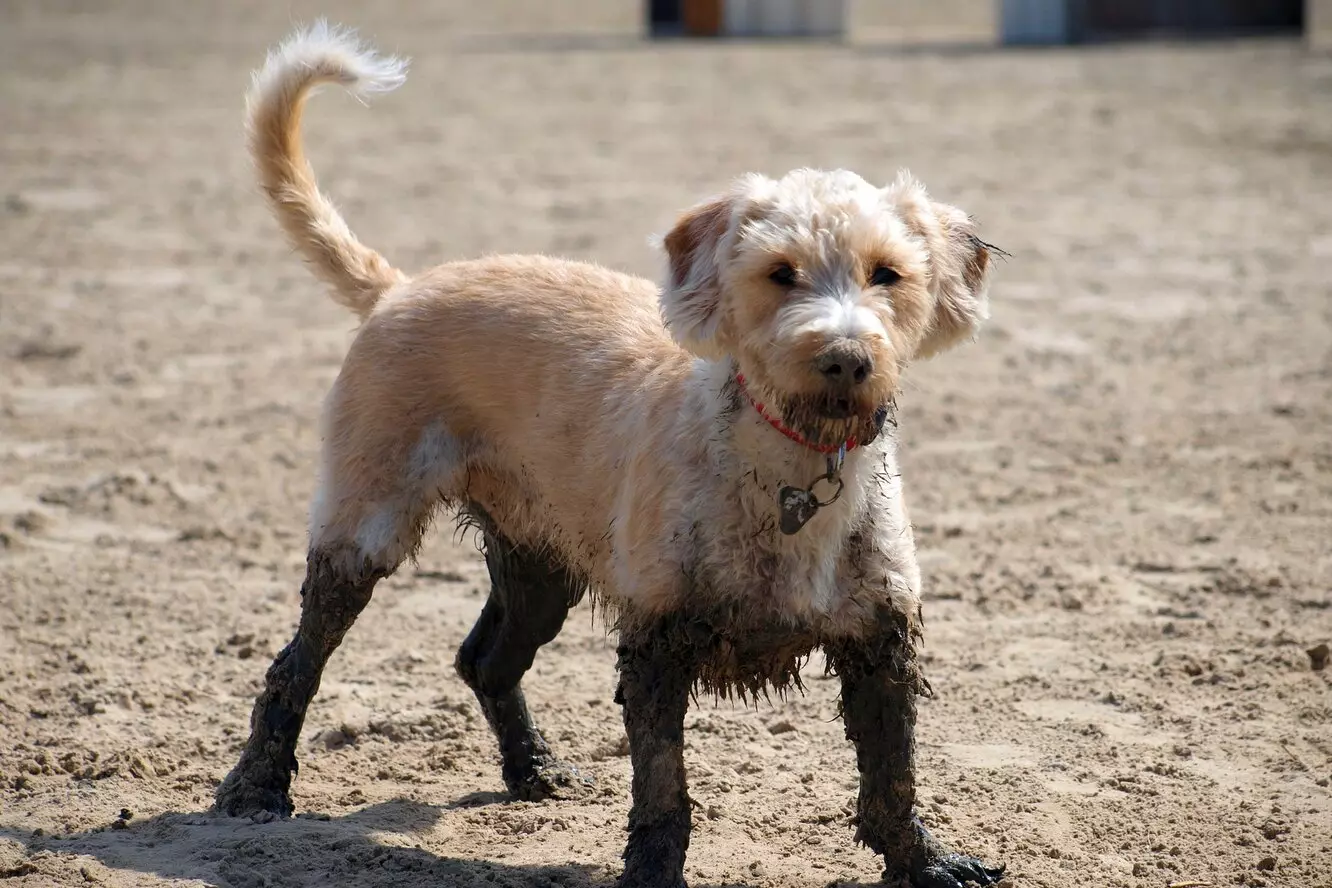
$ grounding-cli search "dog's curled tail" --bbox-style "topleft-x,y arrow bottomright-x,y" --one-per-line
246,21 -> 408,319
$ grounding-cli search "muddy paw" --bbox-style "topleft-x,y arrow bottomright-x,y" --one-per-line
214,767 -> 294,819
882,818 -> 1004,888
505,756 -> 594,802
619,867 -> 687,888
909,852 -> 1004,888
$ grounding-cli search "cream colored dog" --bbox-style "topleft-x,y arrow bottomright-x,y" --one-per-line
216,22 -> 1003,888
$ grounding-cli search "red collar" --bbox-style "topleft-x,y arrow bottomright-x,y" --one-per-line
735,373 -> 858,455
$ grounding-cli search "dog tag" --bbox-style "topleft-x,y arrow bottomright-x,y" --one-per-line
778,485 -> 819,535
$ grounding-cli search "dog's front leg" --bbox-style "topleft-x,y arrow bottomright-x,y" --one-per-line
615,615 -> 701,888
828,611 -> 1004,888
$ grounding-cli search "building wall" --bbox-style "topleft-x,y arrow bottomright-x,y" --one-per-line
1312,0 -> 1332,49
649,1 -> 1305,43
850,0 -> 997,43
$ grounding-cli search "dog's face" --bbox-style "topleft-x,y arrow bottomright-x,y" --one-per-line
661,169 -> 993,447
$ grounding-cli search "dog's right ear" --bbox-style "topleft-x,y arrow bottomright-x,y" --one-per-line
660,195 -> 735,359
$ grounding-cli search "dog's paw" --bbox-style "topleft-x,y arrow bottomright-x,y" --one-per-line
505,756 -> 594,802
619,869 -> 688,888
214,767 -> 295,820
908,852 -> 1004,888
880,819 -> 1004,888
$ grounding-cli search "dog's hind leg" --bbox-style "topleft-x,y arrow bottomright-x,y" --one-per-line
827,607 -> 1004,888
216,378 -> 458,818
455,509 -> 592,801
215,546 -> 385,818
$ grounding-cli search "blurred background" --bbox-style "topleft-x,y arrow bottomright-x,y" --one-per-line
2,2 -> 1330,887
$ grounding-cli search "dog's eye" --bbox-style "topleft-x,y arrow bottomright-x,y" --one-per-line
870,266 -> 901,288
768,264 -> 797,288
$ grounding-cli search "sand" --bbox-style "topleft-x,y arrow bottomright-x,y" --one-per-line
2,2 -> 1330,886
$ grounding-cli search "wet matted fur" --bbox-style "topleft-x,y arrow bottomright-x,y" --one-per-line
216,21 -> 1004,888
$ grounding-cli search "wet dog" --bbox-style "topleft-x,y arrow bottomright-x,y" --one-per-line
216,22 -> 1003,888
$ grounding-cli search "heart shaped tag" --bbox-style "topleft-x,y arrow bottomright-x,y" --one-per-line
778,485 -> 820,535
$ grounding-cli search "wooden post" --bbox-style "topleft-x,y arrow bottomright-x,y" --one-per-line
683,0 -> 724,36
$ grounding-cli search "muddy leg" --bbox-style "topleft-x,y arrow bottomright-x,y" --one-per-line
616,615 -> 701,888
827,610 -> 1004,888
455,518 -> 590,801
216,549 -> 383,818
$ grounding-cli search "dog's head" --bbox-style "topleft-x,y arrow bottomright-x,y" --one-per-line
661,169 -> 993,447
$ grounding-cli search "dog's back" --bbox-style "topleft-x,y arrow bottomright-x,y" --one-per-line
247,23 -> 711,583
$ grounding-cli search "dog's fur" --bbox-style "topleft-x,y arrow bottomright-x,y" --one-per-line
217,22 -> 1003,888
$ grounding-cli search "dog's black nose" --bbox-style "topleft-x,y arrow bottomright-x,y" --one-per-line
816,343 -> 873,385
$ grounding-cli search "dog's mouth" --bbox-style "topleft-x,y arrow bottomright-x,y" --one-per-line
780,394 -> 895,447
821,397 -> 856,421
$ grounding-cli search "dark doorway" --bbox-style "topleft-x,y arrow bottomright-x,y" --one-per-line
649,0 -> 683,35
1080,0 -> 1303,38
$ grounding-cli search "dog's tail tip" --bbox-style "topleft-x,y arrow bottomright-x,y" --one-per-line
250,20 -> 409,106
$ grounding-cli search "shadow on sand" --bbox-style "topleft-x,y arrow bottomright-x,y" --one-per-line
2,799 -> 604,888
0,796 -> 823,888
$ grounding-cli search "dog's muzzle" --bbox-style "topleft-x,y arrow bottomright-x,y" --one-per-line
814,340 -> 873,389
812,340 -> 880,421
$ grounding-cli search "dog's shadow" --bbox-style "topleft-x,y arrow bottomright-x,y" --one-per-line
1,800 -> 598,888
0,797 -> 784,888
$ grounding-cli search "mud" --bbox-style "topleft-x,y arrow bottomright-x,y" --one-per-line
617,615 -> 701,888
456,510 -> 590,801
828,609 -> 1000,886
214,548 -> 384,818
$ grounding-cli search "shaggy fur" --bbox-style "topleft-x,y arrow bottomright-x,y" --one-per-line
217,22 -> 1003,888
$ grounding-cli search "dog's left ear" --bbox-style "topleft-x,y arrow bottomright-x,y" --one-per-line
891,175 -> 994,359
659,194 -> 736,359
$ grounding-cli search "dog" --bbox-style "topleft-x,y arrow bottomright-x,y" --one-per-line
216,22 -> 1003,888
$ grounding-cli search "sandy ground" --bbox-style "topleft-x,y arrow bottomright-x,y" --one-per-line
2,2 -> 1331,886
